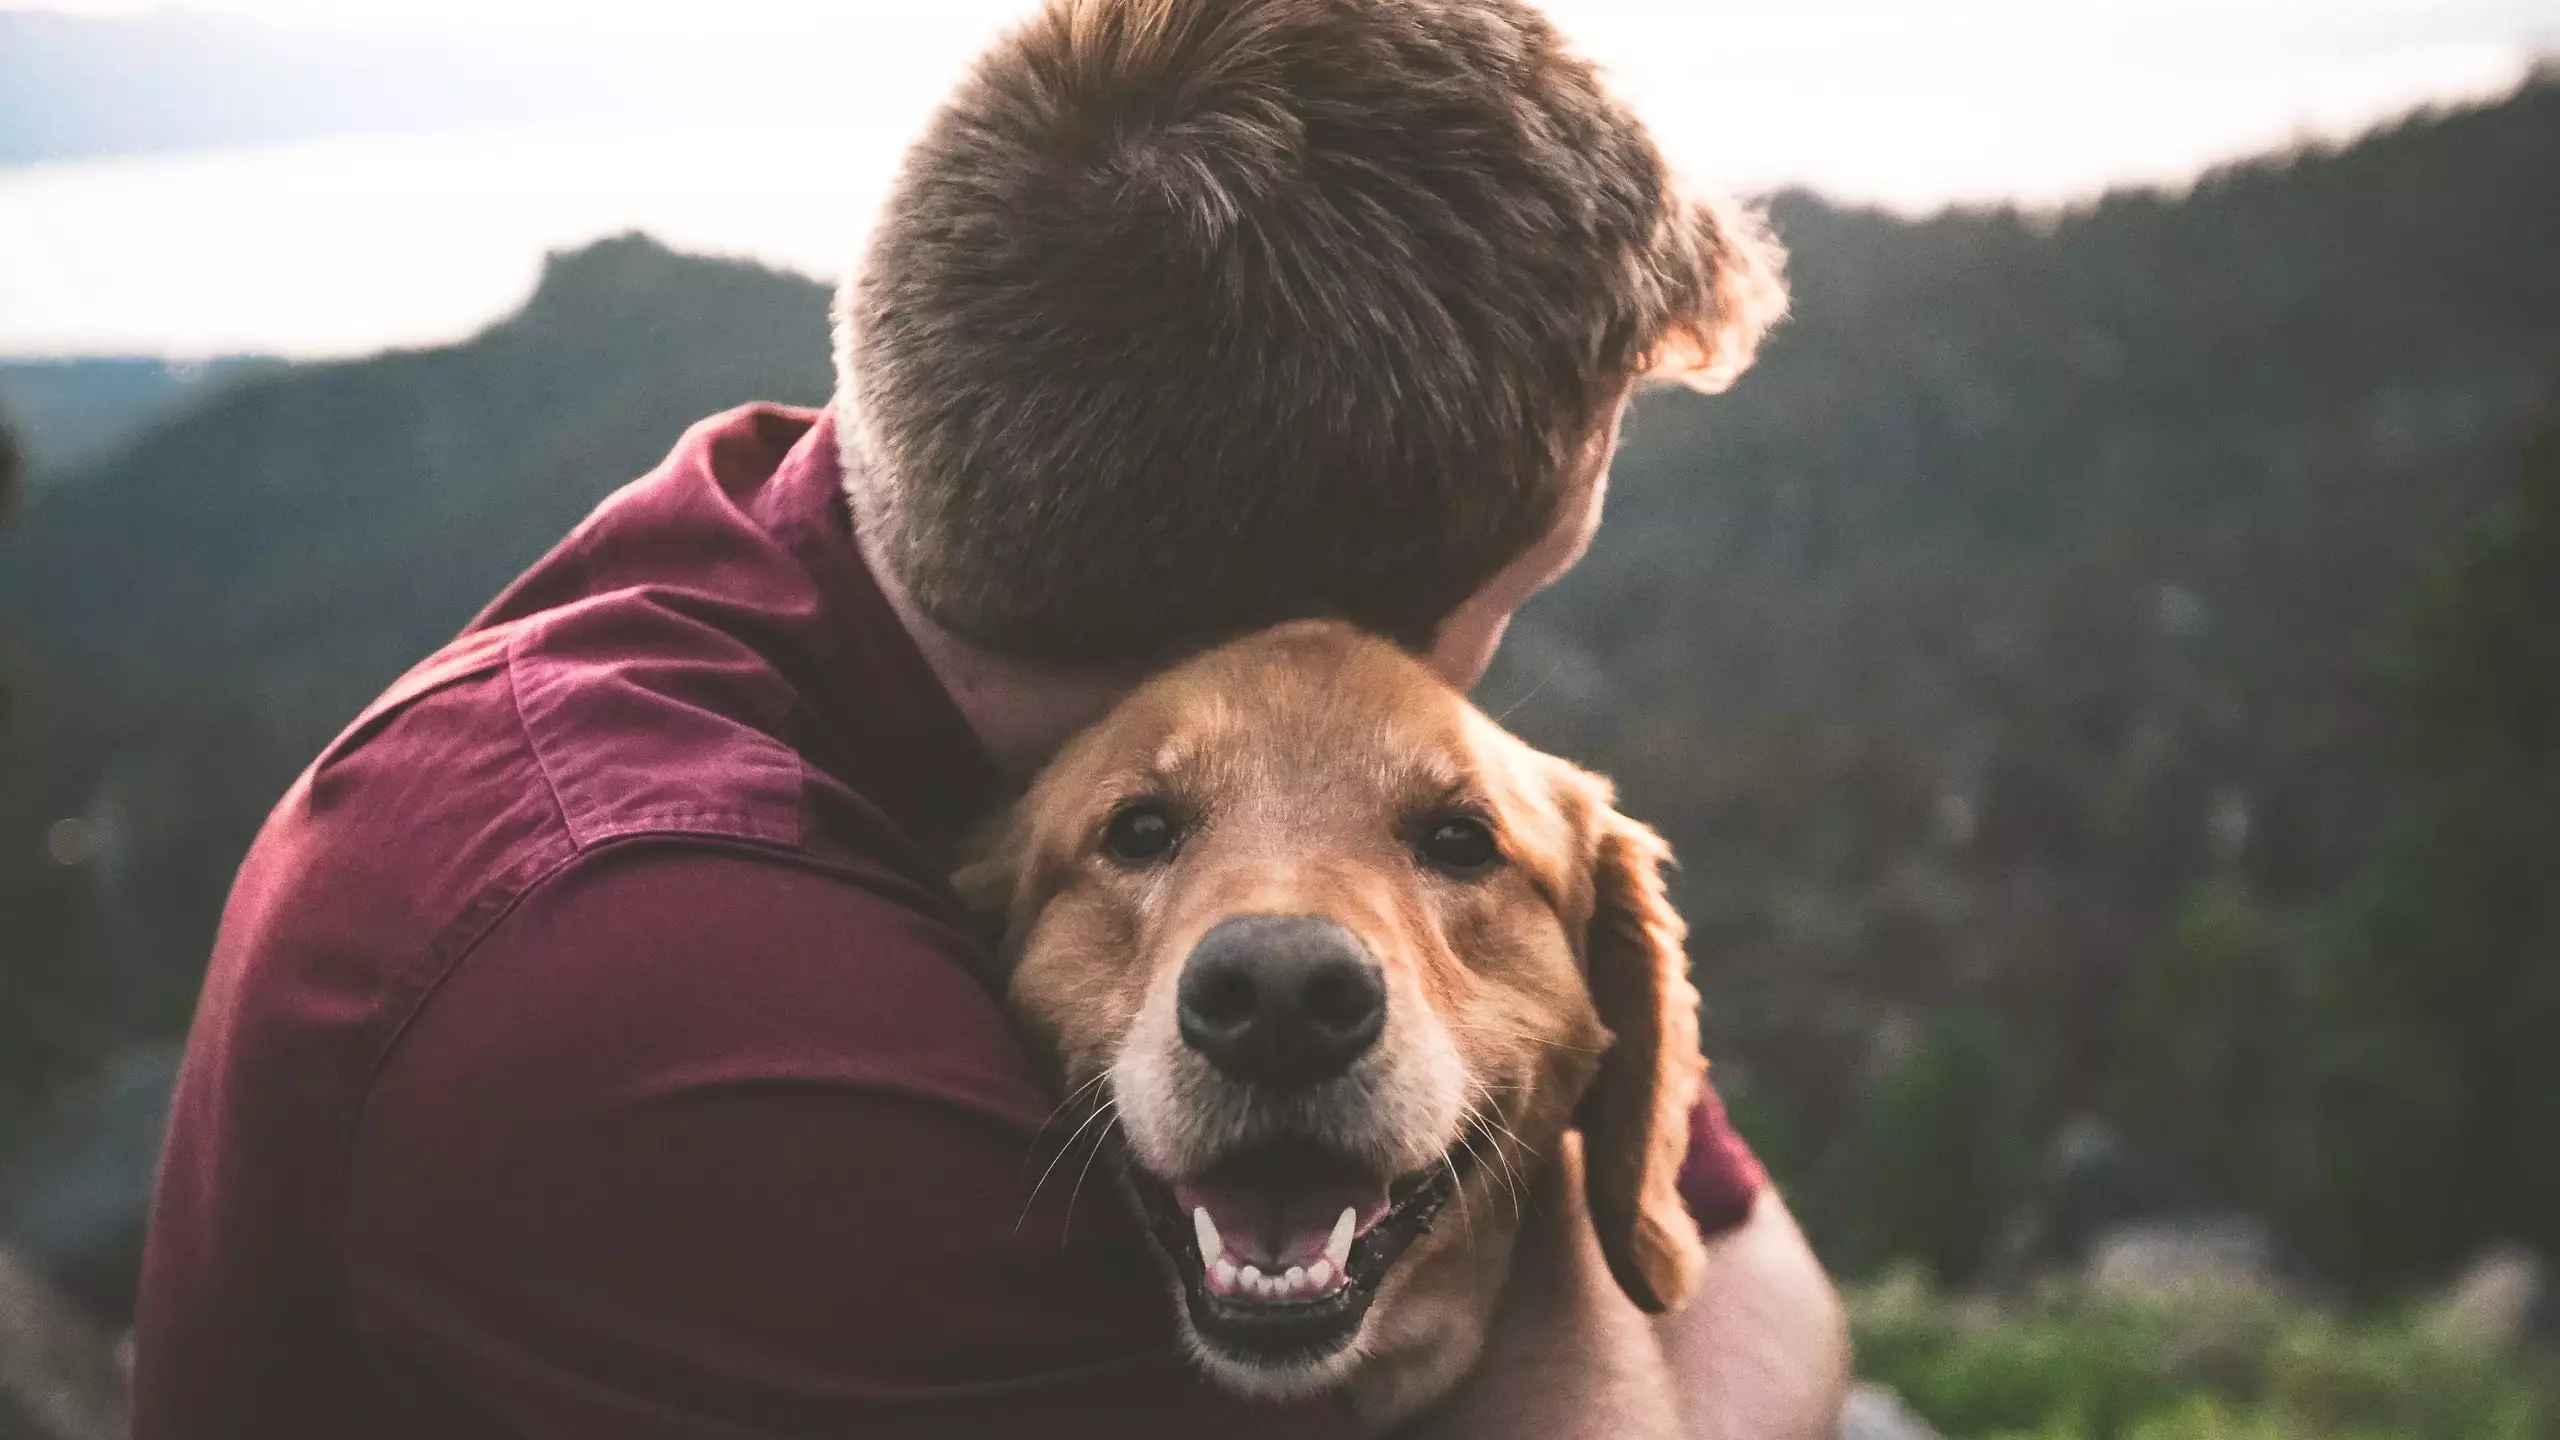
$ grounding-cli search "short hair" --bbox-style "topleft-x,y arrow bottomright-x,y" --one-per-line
835,0 -> 1785,667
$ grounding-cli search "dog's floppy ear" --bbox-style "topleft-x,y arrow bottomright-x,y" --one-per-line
1576,803 -> 1709,1314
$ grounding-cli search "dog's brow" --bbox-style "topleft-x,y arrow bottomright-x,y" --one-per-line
1398,759 -> 1489,816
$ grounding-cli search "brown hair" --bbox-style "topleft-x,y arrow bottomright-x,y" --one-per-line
836,0 -> 1785,667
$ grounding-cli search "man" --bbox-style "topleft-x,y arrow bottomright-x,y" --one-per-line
133,0 -> 1846,1435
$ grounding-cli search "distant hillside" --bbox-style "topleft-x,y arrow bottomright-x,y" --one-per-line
1483,76 -> 2560,1166
0,234 -> 831,1137
3,80 -> 2557,1253
0,358 -> 281,487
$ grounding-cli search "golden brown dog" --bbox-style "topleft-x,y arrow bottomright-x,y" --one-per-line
959,620 -> 1707,1427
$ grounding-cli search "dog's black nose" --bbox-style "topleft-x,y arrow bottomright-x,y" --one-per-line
1177,915 -> 1386,1089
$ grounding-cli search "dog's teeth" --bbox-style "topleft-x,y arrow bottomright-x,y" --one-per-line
1284,1265 -> 1306,1291
1307,1258 -> 1334,1289
1192,1207 -> 1222,1265
1212,1258 -> 1238,1291
1239,1264 -> 1263,1291
1326,1207 -> 1356,1269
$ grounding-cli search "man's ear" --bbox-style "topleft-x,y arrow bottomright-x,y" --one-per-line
1576,806 -> 1709,1314
951,813 -> 1033,961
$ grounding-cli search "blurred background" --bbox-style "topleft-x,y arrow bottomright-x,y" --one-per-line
2,3 -> 2558,1436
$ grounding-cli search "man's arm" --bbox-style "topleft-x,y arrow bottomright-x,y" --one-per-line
1658,1192 -> 1851,1440
344,844 -> 1357,1439
1409,1141 -> 1847,1440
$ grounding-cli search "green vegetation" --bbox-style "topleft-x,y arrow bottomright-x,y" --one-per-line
2107,883 -> 2294,1216
1527,78 -> 2560,1283
1851,1272 -> 2557,1440
2296,416 -> 2560,1284
2084,418 -> 2560,1292
1847,1009 -> 2033,1283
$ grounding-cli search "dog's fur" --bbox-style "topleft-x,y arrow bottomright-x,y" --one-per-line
960,621 -> 1706,1427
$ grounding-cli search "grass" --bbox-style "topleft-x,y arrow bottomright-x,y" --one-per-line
1849,1269 -> 2557,1440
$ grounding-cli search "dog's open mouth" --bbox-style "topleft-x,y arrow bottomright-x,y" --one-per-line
1126,1134 -> 1479,1368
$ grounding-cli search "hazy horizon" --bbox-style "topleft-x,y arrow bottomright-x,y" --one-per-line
1,0 -> 2550,357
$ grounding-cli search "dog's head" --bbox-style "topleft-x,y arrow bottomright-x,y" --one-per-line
960,621 -> 1705,1398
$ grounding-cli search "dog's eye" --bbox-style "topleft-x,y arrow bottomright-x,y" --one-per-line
1101,803 -> 1182,865
1418,816 -> 1501,875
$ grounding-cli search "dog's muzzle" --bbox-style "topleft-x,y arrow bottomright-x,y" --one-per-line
1116,913 -> 1475,1376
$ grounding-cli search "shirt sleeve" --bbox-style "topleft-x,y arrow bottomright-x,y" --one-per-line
343,842 -> 1355,1440
1676,1082 -> 1769,1237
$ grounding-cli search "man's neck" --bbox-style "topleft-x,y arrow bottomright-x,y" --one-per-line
857,529 -> 1133,784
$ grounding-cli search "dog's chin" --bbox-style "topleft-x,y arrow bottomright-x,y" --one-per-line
1123,1131 -> 1479,1397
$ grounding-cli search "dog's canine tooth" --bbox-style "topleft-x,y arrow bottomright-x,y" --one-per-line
1326,1207 -> 1356,1270
1193,1206 -> 1222,1266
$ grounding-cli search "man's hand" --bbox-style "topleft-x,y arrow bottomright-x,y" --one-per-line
1411,1145 -> 1848,1440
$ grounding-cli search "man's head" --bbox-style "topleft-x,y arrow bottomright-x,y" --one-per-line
837,0 -> 1785,677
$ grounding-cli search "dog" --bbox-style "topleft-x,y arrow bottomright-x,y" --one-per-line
959,620 -> 1707,1427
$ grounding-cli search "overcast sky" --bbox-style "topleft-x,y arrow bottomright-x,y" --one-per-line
16,0 -> 2553,201
3,0 -> 2552,355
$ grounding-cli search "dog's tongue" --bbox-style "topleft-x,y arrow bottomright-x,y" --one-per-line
1172,1151 -> 1392,1269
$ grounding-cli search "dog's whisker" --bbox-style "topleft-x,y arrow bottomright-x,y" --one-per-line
1438,1148 -> 1476,1246
1023,1070 -> 1116,1164
1461,1093 -> 1532,1220
1059,1101 -> 1122,1245
1460,1079 -> 1534,1210
1030,1079 -> 1101,1136
1446,1021 -> 1601,1055
1490,657 -> 1567,723
1477,1111 -> 1533,1164
1454,1128 -> 1522,1223
1017,1095 -> 1121,1237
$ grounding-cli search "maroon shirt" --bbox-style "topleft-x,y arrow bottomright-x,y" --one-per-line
133,405 -> 1765,1438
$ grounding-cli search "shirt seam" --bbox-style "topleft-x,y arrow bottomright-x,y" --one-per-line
503,627 -> 576,845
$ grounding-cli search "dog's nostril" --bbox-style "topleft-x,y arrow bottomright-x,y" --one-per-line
1188,967 -> 1258,1030
1177,915 -> 1386,1089
1303,968 -> 1373,1032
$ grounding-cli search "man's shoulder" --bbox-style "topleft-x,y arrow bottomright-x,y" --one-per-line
217,598 -> 923,1096
252,610 -> 793,940
288,580 -> 872,938
366,839 -> 1049,1153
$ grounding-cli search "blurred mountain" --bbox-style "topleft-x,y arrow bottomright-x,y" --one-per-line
2,79 -> 2557,1269
0,233 -> 830,1147
0,359 -> 283,490
1480,74 -> 2560,1208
